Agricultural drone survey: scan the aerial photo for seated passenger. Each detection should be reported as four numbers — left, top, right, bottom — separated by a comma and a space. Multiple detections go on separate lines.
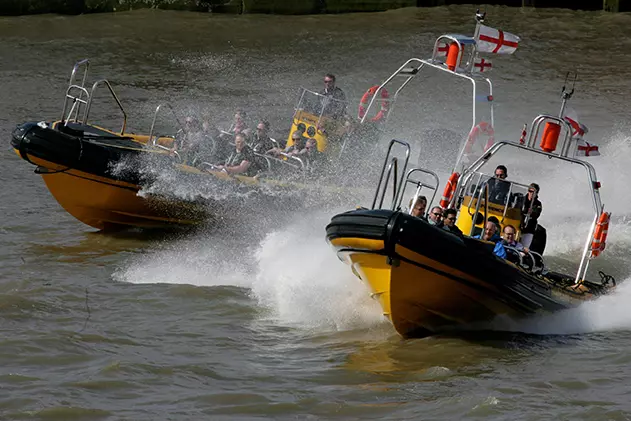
251, 120, 276, 154
270, 131, 306, 157
229, 109, 251, 138
442, 208, 464, 238
428, 206, 444, 227
409, 195, 427, 219
303, 138, 324, 166
487, 165, 510, 205
214, 133, 259, 176
473, 221, 507, 258
501, 224, 528, 252
488, 216, 502, 234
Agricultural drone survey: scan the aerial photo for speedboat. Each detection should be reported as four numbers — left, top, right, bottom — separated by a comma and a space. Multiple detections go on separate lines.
10, 60, 384, 230
325, 15, 615, 338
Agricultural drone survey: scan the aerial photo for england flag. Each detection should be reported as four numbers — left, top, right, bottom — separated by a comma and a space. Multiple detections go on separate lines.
476, 24, 520, 55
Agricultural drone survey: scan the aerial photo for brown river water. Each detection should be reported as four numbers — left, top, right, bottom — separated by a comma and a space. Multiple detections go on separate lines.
3, 6, 631, 420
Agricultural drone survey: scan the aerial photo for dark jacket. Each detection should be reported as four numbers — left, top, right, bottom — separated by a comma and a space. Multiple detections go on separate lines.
320, 86, 347, 119
226, 145, 260, 177
487, 177, 511, 205
443, 223, 464, 238
521, 196, 542, 234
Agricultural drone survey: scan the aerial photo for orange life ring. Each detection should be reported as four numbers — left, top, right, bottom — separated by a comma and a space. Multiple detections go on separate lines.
439, 172, 460, 209
464, 121, 495, 154
358, 85, 390, 122
591, 212, 611, 257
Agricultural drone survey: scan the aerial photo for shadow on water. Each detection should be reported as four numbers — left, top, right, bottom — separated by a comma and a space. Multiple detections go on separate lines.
339, 328, 594, 381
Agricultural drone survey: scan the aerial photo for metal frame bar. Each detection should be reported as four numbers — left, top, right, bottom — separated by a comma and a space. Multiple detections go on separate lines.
397, 167, 440, 214
61, 59, 90, 123
371, 139, 411, 210
83, 79, 127, 135
148, 103, 184, 150
359, 56, 493, 174
456, 139, 603, 284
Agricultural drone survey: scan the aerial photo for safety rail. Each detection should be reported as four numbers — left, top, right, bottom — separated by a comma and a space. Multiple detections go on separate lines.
58, 60, 128, 135
526, 115, 574, 157
61, 59, 90, 124
397, 168, 440, 216
372, 139, 410, 210
84, 79, 127, 135
504, 246, 546, 275
278, 153, 306, 170
148, 103, 184, 151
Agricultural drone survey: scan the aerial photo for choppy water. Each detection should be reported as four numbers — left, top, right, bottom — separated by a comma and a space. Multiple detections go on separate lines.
3, 6, 631, 420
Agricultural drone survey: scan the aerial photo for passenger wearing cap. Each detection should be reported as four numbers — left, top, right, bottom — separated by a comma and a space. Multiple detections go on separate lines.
487, 164, 511, 205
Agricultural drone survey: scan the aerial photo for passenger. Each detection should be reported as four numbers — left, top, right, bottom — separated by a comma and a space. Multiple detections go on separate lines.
474, 221, 507, 258
180, 116, 205, 163
303, 138, 323, 166
521, 183, 543, 249
214, 133, 259, 176
229, 109, 251, 137
501, 224, 527, 252
410, 195, 427, 219
487, 165, 511, 205
285, 135, 306, 157
488, 216, 502, 234
270, 131, 305, 157
321, 73, 347, 119
428, 206, 444, 226
251, 120, 276, 154
192, 119, 221, 165
442, 208, 464, 238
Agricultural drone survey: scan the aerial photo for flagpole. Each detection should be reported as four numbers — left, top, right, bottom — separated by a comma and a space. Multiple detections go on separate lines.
558, 71, 577, 118
468, 10, 485, 73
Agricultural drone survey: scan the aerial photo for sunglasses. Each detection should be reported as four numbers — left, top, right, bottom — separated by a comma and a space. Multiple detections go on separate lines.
528, 189, 535, 193
432, 212, 443, 217
446, 217, 456, 221
495, 173, 506, 178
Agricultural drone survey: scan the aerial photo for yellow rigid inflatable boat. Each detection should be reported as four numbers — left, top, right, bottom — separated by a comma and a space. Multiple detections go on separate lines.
11, 60, 381, 231
325, 17, 615, 338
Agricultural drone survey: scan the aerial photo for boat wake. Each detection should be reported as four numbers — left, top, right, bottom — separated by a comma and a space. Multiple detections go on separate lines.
112, 209, 385, 333
488, 280, 631, 336
112, 125, 631, 340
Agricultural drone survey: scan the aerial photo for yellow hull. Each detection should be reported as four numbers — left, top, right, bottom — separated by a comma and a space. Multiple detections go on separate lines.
19, 151, 208, 230
331, 236, 593, 337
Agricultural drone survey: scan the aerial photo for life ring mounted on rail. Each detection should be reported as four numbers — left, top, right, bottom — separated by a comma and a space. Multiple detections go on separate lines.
358, 85, 390, 123
464, 121, 495, 154
439, 172, 460, 209
591, 211, 611, 258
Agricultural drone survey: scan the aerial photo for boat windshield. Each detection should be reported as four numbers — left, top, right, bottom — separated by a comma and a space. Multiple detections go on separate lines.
294, 88, 348, 123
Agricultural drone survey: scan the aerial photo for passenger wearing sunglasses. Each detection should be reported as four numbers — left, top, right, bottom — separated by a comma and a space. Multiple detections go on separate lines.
442, 208, 464, 238
521, 183, 542, 248
320, 73, 347, 119
487, 164, 511, 205
428, 206, 444, 227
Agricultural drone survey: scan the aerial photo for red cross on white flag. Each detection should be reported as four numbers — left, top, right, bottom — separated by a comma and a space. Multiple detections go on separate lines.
472, 56, 492, 72
436, 42, 449, 57
476, 24, 520, 54
576, 140, 600, 157
564, 116, 589, 138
